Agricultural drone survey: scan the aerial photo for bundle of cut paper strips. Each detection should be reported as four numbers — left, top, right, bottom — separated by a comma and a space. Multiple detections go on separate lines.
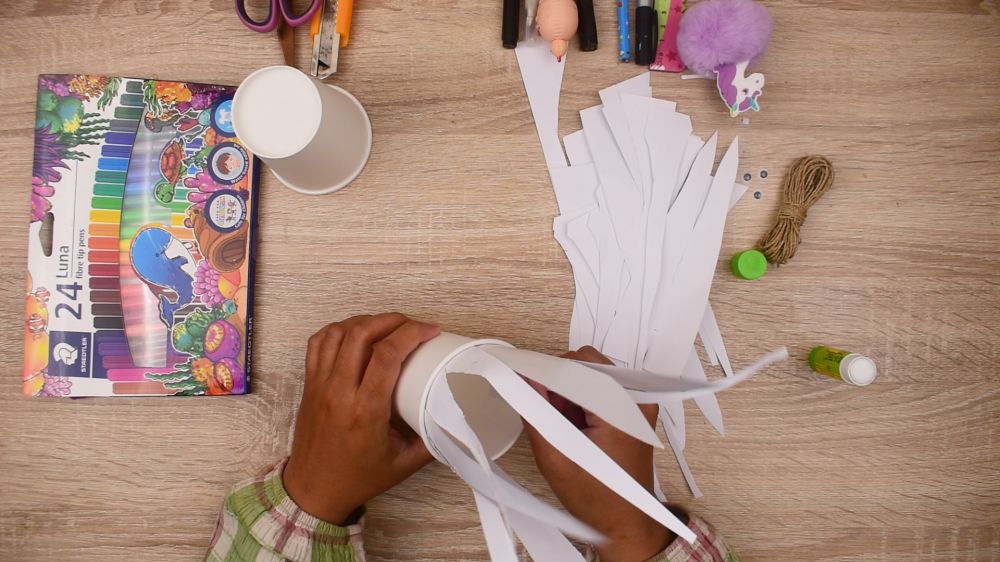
394, 332, 787, 561
515, 38, 774, 498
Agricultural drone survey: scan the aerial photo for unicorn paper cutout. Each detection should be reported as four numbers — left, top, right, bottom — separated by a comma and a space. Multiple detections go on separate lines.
715, 60, 764, 117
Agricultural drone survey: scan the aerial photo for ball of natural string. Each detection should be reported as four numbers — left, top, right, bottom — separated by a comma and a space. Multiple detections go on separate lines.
756, 155, 834, 265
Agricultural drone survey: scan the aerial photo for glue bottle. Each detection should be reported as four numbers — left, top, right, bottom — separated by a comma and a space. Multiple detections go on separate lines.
808, 346, 877, 387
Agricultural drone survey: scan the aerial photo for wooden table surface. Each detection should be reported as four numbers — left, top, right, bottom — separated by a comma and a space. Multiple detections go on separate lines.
2, 1, 998, 560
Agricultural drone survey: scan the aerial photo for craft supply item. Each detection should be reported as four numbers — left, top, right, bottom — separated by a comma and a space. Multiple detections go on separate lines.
395, 333, 523, 461
576, 0, 598, 51
649, 0, 684, 71
536, 0, 579, 61
335, 0, 354, 47
310, 0, 340, 78
809, 346, 878, 387
516, 44, 785, 497
753, 190, 762, 199
26, 74, 259, 397
730, 249, 767, 280
756, 155, 834, 265
525, 0, 540, 39
717, 61, 764, 116
634, 0, 656, 65
233, 66, 371, 195
760, 169, 768, 178
743, 172, 752, 181
617, 0, 631, 61
676, 0, 771, 76
396, 330, 789, 559
309, 5, 323, 71
502, 0, 520, 48
235, 0, 324, 67
676, 0, 771, 114
654, 0, 669, 41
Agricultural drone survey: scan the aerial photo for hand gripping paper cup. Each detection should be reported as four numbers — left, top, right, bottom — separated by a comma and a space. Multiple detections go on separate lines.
232, 65, 372, 195
394, 331, 789, 560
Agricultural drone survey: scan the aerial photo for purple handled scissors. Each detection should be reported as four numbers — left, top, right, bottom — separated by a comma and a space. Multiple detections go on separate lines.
234, 0, 323, 66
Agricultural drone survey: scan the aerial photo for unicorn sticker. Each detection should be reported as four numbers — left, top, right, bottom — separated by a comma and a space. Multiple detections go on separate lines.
715, 60, 764, 118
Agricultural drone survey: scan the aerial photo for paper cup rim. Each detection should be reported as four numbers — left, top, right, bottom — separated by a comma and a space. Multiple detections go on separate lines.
233, 65, 323, 161
416, 338, 518, 463
272, 83, 373, 195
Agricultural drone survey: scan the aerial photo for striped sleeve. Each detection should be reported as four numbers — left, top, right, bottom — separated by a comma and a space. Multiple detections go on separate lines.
584, 513, 739, 562
647, 515, 739, 562
206, 459, 366, 562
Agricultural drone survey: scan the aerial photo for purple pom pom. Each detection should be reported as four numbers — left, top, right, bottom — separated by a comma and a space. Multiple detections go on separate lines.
677, 0, 773, 76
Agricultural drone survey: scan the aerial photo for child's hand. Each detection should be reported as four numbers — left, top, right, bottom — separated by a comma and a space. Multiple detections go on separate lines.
283, 313, 441, 524
524, 346, 675, 562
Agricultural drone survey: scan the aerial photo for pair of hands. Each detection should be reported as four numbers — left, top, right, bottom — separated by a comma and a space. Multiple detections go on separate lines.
282, 313, 673, 562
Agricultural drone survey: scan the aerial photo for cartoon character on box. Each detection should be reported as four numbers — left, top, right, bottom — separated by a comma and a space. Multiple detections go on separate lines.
144, 83, 237, 207
144, 305, 248, 396
130, 226, 198, 326
23, 273, 71, 397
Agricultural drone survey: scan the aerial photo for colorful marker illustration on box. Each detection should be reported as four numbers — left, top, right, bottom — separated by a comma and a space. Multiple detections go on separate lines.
25, 75, 258, 397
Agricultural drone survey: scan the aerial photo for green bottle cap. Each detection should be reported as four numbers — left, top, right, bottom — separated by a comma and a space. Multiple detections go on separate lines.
731, 249, 767, 280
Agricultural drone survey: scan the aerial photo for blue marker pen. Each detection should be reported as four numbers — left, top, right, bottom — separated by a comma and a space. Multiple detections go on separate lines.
618, 0, 631, 61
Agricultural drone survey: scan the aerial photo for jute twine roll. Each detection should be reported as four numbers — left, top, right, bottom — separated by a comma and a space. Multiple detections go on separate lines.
757, 156, 835, 265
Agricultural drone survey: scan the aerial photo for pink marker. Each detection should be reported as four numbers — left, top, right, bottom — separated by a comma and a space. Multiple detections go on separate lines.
649, 0, 685, 72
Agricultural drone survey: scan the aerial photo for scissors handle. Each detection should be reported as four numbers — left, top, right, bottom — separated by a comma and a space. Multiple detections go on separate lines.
235, 0, 322, 33
235, 0, 279, 32
279, 0, 322, 27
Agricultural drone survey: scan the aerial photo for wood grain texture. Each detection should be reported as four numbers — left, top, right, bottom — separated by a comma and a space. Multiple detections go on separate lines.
1, 0, 999, 560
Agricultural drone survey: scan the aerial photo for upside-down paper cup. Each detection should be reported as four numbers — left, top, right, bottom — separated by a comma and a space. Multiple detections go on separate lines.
232, 65, 372, 195
394, 332, 523, 463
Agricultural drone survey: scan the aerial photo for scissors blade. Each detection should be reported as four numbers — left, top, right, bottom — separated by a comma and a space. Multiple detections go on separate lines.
278, 18, 295, 67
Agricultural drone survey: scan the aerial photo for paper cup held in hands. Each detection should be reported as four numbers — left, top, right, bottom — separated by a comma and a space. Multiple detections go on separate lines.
394, 332, 522, 462
393, 330, 789, 558
232, 65, 372, 195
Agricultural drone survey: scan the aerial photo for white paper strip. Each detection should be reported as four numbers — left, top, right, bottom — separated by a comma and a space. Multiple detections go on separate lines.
682, 347, 724, 435
662, 413, 703, 498
699, 303, 734, 377
645, 138, 739, 375
451, 348, 697, 543
515, 40, 568, 173
481, 345, 662, 448
425, 418, 602, 542
564, 130, 593, 166
598, 73, 651, 185
509, 509, 588, 562
629, 348, 789, 402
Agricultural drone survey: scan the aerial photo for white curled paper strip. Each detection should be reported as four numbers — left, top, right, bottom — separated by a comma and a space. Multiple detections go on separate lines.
482, 345, 662, 448
626, 348, 789, 402
449, 348, 697, 544
427, 375, 601, 541
426, 418, 603, 541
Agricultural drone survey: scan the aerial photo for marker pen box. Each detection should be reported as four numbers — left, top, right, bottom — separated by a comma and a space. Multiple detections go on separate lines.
25, 75, 260, 397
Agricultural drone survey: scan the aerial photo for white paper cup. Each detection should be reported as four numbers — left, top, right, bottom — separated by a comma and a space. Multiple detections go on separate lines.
394, 332, 523, 463
232, 65, 372, 195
